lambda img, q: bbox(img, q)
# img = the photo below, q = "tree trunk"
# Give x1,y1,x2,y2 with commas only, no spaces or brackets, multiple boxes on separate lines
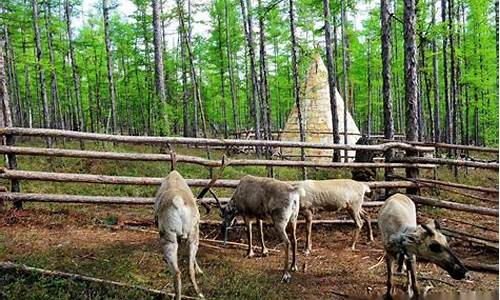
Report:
224,0,239,133
403,0,419,192
381,0,394,184
340,0,348,161
32,0,52,147
448,0,457,146
442,0,451,145
44,1,63,130
258,0,272,146
240,0,262,156
432,0,441,143
152,0,168,133
289,0,306,179
0,40,13,128
216,4,228,138
323,0,341,162
102,0,117,134
367,41,372,137
21,30,33,128
64,0,85,134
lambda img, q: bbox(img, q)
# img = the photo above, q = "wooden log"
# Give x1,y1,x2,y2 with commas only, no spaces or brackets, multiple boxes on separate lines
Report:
0,169,419,190
0,192,385,207
0,146,437,169
441,226,498,243
380,139,499,153
407,195,499,217
392,156,499,170
462,260,499,273
0,261,200,299
435,185,498,203
0,127,435,152
411,177,498,194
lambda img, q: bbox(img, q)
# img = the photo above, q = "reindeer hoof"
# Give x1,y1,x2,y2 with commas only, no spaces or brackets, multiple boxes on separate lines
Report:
261,249,269,256
303,249,311,256
281,272,292,283
291,264,298,272
245,252,255,259
198,293,205,299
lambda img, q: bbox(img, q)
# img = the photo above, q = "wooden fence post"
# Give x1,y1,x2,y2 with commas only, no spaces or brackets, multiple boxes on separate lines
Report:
5,134,20,208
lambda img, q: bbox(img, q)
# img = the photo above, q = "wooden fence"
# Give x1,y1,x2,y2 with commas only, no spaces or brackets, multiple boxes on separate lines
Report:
0,127,498,249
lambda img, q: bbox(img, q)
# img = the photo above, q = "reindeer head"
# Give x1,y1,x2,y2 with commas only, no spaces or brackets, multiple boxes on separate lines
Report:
402,220,468,280
220,201,237,245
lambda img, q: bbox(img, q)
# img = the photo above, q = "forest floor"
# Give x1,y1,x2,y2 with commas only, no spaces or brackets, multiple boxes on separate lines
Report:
0,140,498,299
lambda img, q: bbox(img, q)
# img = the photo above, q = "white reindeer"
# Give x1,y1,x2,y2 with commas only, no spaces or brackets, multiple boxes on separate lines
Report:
154,170,204,300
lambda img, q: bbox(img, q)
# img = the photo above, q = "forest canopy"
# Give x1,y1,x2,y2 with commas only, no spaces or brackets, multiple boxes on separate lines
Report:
0,0,498,146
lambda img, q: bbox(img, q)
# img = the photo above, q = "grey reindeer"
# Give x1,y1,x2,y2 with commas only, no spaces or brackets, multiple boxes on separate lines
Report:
218,175,302,283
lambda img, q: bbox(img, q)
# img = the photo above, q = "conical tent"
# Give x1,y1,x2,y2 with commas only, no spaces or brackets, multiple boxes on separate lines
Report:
280,53,361,162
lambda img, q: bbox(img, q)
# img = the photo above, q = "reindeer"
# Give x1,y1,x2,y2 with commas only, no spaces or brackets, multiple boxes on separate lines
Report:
378,193,468,299
217,175,301,283
154,170,204,299
296,179,374,253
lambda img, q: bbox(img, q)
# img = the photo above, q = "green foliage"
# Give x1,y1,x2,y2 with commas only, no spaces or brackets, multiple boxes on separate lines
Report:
0,0,497,144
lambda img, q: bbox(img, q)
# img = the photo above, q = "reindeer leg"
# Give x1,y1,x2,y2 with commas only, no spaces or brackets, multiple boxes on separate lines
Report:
406,254,419,299
258,219,269,256
385,254,395,300
303,210,313,255
274,221,291,283
361,209,374,243
245,219,255,258
162,238,181,300
347,206,362,250
188,235,204,298
290,219,298,272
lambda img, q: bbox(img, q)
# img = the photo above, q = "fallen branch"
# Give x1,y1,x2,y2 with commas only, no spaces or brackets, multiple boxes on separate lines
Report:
0,261,200,299
418,276,455,287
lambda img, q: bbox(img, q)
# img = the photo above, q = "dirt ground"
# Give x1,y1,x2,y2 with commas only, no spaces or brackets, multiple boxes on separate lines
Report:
1,201,498,299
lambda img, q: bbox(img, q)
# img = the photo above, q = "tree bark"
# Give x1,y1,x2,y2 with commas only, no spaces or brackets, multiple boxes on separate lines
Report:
44,2,63,130
32,0,52,147
323,0,341,162
65,0,85,133
258,0,272,146
340,0,348,161
240,0,262,156
432,0,440,143
381,0,394,183
216,4,228,138
102,0,118,134
403,0,419,193
448,0,457,146
0,41,13,128
442,0,451,145
224,0,239,133
152,0,168,133
289,0,306,178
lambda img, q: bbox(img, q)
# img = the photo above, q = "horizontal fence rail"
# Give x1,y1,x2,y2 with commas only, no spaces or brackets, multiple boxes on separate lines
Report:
0,192,385,207
392,157,499,170
0,127,435,152
0,169,417,189
0,146,436,169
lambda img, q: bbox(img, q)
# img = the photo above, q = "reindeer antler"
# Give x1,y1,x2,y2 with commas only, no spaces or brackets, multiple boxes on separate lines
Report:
197,155,228,214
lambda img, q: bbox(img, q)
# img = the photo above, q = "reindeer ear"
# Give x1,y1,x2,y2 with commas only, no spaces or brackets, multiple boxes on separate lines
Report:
422,223,435,237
